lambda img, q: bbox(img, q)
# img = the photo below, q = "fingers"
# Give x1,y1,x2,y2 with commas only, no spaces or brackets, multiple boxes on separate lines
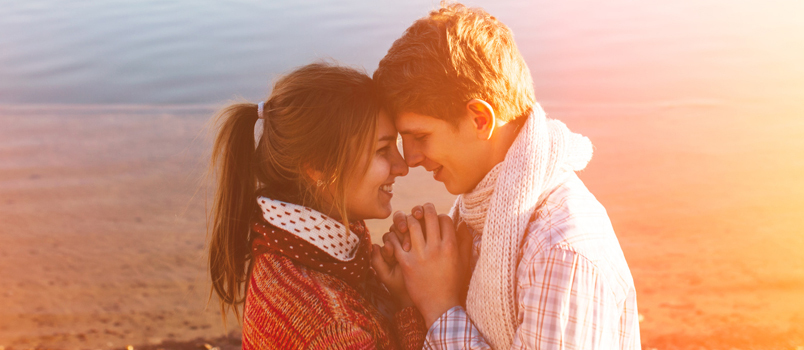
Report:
389,224,411,253
438,214,456,245
409,205,425,248
381,232,397,265
406,214,426,253
392,206,424,251
422,203,441,244
393,210,408,233
393,210,413,251
384,228,410,265
411,205,423,220
370,245,392,282
402,236,411,252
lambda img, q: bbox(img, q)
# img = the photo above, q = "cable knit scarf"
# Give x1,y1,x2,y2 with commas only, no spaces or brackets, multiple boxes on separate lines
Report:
450,104,593,349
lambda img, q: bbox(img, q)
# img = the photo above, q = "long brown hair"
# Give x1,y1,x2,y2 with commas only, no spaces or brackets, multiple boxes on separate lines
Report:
207,62,382,321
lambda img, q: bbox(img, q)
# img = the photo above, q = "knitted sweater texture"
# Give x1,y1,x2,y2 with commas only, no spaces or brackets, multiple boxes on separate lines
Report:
243,198,426,350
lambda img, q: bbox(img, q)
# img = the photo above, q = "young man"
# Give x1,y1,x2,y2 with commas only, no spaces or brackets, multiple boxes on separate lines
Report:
371,3,641,349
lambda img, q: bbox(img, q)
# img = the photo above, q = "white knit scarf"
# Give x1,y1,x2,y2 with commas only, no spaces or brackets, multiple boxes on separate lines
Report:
450,104,593,349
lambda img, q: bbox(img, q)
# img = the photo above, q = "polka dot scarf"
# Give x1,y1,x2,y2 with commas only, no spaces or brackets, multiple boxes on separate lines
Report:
251,197,371,287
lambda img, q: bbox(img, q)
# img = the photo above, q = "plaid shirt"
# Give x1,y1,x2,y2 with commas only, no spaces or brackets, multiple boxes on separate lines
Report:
425,172,641,350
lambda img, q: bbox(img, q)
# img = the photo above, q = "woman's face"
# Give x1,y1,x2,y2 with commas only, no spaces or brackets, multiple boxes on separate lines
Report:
344,111,409,221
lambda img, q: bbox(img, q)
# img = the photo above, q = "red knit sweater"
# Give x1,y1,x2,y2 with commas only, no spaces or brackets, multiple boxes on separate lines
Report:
242,199,426,349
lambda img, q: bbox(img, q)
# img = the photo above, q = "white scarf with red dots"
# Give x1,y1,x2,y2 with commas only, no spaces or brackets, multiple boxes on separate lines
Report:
257,197,361,261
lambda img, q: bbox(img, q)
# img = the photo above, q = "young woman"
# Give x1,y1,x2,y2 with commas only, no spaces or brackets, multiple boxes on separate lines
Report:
207,63,426,349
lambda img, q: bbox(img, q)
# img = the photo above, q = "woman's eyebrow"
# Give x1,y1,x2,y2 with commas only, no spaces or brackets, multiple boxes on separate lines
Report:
378,135,396,142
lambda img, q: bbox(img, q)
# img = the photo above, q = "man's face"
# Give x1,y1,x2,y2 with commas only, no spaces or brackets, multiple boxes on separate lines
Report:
395,111,493,195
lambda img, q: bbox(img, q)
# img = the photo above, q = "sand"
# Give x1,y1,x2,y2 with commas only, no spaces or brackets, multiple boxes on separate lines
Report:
1,103,803,349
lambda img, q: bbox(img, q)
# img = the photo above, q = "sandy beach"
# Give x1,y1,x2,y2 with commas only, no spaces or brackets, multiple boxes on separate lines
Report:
1,102,803,349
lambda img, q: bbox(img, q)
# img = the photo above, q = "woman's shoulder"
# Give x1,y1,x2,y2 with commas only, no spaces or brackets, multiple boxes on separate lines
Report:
243,253,387,347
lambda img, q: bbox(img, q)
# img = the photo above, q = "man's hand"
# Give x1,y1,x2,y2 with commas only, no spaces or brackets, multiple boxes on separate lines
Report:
386,203,466,327
379,206,422,265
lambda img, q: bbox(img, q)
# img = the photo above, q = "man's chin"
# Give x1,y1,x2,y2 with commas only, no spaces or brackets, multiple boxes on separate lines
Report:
443,180,467,195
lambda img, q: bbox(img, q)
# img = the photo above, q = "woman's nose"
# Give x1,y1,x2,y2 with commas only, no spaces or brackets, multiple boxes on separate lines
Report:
391,147,409,176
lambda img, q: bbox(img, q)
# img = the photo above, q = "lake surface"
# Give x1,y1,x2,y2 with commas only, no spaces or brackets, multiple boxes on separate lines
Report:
1,0,802,114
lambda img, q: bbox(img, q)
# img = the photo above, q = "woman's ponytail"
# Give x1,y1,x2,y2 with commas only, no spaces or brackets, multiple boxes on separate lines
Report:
208,102,259,320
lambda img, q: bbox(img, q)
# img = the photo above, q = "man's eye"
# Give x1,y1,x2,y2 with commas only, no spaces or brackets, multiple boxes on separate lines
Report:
414,134,428,141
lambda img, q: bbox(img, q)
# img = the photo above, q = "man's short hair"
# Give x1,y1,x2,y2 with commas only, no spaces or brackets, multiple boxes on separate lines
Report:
374,2,535,124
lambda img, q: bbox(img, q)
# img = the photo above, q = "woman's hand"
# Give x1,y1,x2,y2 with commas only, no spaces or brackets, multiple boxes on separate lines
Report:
371,242,414,309
386,203,468,327
379,206,422,264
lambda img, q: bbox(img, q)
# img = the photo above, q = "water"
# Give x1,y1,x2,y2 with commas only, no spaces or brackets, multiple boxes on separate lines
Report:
0,0,433,104
2,1,804,347
2,0,802,111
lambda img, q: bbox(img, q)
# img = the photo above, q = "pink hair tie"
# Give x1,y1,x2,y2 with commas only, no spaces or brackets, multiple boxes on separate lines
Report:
257,101,265,119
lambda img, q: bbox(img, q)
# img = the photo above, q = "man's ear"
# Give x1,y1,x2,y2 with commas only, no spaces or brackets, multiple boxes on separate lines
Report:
466,99,496,140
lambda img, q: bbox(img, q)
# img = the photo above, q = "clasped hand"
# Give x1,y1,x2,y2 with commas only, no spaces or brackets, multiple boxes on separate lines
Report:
370,203,472,327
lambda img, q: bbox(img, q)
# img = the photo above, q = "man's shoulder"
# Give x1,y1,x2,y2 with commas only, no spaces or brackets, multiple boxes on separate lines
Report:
518,172,636,294
523,172,614,252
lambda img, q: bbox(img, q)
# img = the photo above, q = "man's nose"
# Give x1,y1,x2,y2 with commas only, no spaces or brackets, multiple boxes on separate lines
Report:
402,142,424,167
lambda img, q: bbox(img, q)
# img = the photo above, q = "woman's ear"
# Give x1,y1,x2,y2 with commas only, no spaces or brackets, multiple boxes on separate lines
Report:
466,99,496,140
304,165,324,185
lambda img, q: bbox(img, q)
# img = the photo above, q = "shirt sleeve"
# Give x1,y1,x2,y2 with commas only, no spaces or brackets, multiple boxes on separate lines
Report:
424,306,492,350
424,247,617,350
